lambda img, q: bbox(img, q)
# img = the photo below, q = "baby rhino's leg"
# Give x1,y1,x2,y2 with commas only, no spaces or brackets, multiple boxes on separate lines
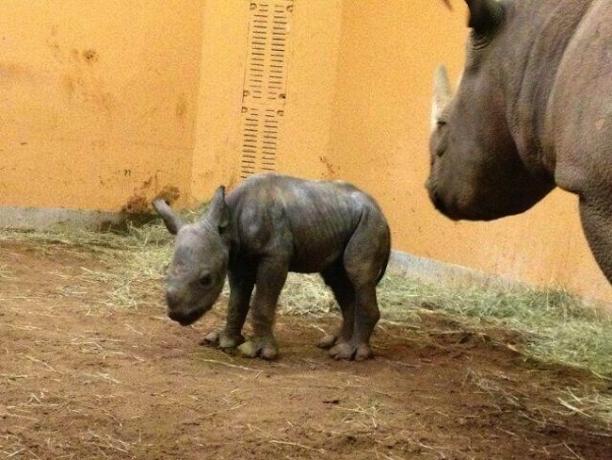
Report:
318,264,355,349
202,265,255,350
328,283,379,361
329,211,389,361
238,256,288,360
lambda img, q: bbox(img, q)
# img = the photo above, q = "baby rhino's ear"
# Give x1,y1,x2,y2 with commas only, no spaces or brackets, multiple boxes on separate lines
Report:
152,199,184,235
202,186,229,233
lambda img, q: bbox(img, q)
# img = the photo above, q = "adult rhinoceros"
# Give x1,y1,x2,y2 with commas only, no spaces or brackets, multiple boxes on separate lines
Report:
427,0,611,283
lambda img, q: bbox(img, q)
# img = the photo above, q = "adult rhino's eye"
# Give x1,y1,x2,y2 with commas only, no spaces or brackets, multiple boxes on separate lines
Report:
470,30,491,50
199,274,213,287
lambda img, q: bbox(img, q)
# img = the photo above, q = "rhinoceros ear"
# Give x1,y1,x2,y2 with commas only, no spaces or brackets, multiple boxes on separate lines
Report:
152,199,184,235
202,186,229,233
465,0,503,33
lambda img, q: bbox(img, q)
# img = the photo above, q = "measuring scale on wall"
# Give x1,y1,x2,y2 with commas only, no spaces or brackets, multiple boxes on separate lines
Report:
239,0,294,179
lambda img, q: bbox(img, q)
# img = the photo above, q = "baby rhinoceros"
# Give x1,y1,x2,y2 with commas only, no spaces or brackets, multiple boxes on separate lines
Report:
153,173,391,361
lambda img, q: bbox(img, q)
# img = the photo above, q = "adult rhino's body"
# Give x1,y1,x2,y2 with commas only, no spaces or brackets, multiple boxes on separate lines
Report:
428,0,611,282
153,173,391,361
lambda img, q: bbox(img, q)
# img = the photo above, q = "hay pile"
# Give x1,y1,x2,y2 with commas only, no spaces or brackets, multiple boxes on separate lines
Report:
3,220,611,375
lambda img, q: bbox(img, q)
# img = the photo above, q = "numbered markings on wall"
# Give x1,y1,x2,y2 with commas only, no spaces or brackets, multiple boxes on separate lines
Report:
239,0,293,179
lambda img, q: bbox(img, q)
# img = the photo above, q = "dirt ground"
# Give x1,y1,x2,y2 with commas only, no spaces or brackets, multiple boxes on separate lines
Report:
1,240,611,460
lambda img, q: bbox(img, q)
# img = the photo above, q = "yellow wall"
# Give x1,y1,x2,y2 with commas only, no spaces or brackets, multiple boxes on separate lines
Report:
190,0,249,201
0,0,202,210
0,0,609,301
191,0,344,200
276,0,343,179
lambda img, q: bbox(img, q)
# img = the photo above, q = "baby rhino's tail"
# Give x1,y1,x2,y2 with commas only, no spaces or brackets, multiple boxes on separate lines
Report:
376,225,391,285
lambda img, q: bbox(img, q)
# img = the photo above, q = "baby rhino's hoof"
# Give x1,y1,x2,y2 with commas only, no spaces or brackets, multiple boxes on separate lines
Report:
200,330,220,346
200,331,244,350
316,334,338,349
238,337,278,360
329,342,373,361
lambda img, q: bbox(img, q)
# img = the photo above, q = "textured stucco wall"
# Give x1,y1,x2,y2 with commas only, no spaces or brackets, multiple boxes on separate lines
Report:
0,0,202,211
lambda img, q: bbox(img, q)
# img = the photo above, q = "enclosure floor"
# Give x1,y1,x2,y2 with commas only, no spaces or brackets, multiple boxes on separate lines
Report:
1,241,611,460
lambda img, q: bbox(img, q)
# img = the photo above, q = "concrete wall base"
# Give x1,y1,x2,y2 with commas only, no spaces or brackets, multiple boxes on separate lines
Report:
388,250,516,289
0,206,130,231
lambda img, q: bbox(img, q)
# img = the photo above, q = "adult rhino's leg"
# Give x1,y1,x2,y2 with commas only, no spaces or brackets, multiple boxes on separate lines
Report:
202,264,256,349
318,264,356,349
238,256,288,360
579,193,612,283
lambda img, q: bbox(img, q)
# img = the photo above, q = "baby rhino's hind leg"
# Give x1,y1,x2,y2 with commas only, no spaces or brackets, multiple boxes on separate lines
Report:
327,283,379,361
329,210,389,361
317,264,355,349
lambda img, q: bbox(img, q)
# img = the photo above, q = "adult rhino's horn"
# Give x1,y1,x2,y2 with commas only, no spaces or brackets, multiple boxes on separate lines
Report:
431,64,453,132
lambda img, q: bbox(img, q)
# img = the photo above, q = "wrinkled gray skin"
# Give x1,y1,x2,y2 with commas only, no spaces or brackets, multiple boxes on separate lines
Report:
428,0,611,283
153,173,391,361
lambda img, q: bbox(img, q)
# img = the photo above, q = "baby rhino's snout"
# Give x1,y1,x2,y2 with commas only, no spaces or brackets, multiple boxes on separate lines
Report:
166,287,190,324
166,287,182,310
167,310,182,322
165,287,203,326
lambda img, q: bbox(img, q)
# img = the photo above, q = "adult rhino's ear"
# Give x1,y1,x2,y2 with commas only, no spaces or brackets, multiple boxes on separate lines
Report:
202,186,229,233
152,199,184,235
465,0,503,33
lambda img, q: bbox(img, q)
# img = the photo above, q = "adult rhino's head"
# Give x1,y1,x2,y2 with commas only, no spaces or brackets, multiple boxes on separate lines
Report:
153,187,229,326
426,0,552,221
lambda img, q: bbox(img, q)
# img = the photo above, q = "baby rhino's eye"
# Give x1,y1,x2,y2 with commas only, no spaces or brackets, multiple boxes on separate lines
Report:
199,274,213,287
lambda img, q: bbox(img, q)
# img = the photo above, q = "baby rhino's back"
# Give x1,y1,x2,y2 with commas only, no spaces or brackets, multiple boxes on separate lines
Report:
228,173,386,272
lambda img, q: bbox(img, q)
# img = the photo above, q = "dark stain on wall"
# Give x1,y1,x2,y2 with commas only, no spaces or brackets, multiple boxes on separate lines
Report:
122,175,181,216
82,49,99,64
319,155,338,177
154,185,181,205
175,94,187,120
122,194,149,214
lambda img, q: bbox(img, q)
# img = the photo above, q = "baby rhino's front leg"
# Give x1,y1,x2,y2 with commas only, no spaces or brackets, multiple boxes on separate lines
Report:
201,268,255,351
237,257,288,360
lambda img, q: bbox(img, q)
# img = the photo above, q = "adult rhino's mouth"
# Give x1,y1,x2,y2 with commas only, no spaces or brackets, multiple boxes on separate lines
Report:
429,187,503,222
432,194,462,221
429,188,446,214
426,179,460,221
427,183,482,222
